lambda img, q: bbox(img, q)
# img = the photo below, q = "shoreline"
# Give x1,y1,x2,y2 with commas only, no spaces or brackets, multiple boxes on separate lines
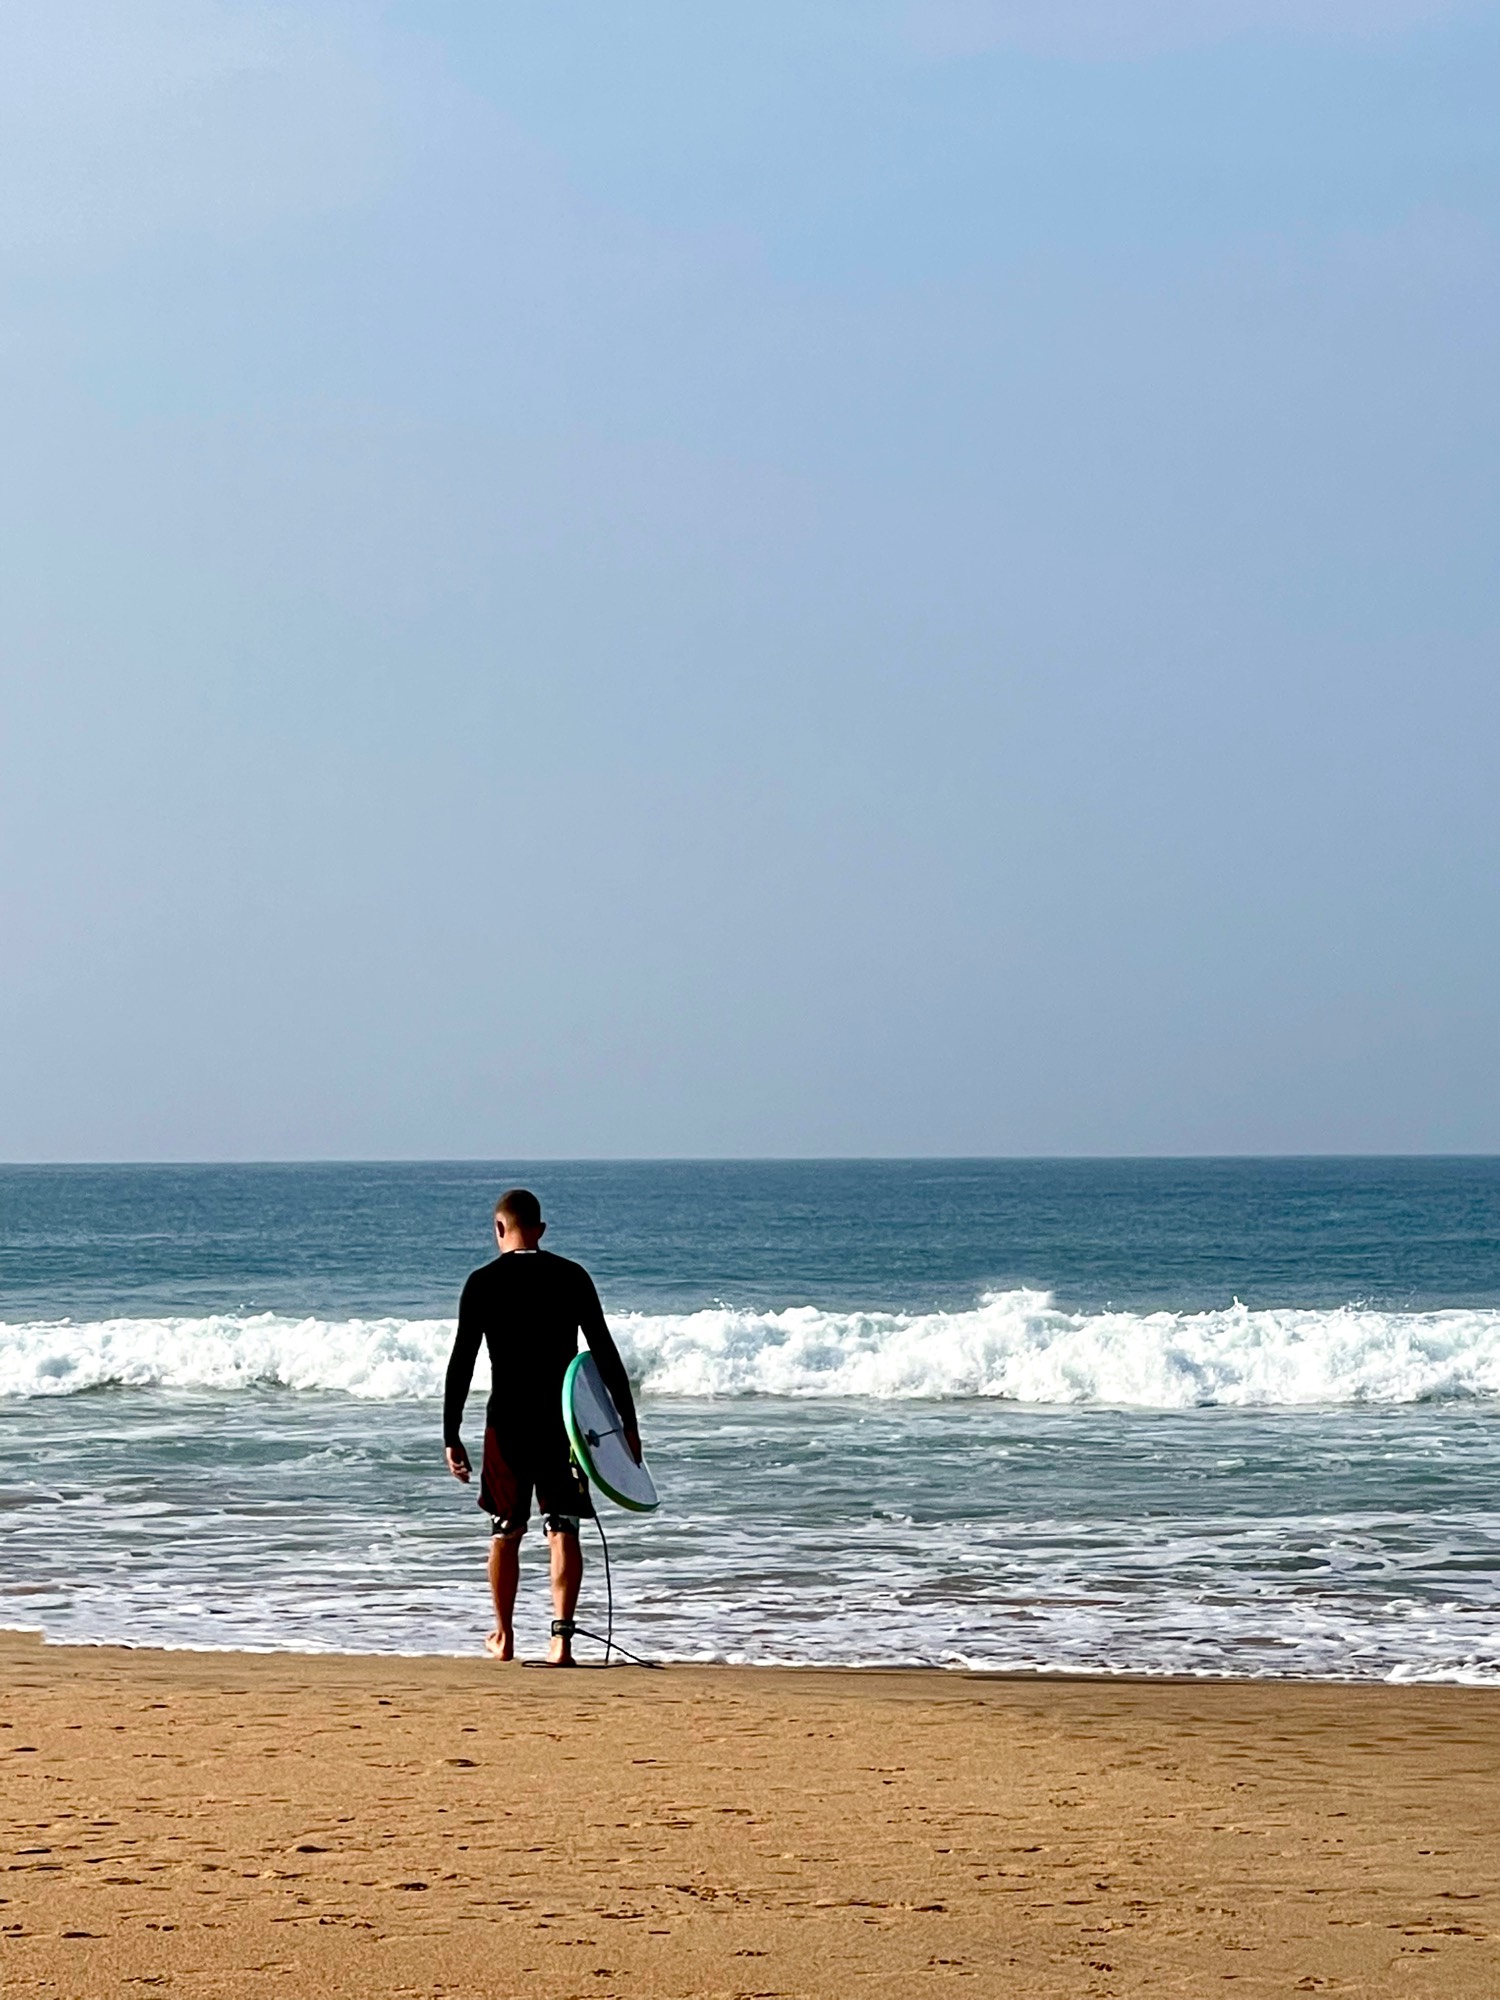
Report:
4,1623,1498,1690
4,1631,1498,1996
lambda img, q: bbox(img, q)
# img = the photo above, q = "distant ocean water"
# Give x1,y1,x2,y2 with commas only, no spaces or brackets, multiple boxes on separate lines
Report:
2,1159,1499,1680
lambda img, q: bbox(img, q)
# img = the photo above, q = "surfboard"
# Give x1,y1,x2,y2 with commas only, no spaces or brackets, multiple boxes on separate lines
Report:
563,1351,659,1513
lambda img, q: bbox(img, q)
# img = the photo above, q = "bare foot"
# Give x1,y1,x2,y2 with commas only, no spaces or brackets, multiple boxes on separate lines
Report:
544,1637,577,1667
484,1630,515,1661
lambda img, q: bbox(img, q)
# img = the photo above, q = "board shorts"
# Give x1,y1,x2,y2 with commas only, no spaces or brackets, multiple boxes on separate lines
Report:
479,1425,595,1538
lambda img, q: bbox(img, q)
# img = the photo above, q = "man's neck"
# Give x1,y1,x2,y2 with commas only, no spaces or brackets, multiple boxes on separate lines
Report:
495,1219,546,1254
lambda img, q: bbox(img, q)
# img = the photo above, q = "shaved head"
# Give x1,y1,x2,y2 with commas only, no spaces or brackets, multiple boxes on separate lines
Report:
494,1188,542,1230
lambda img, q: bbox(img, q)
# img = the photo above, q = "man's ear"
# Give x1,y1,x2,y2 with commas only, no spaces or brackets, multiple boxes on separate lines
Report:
536,1221,547,1240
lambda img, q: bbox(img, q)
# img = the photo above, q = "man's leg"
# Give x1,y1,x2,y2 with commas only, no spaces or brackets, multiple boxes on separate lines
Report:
477,1432,528,1660
486,1529,523,1661
546,1524,583,1665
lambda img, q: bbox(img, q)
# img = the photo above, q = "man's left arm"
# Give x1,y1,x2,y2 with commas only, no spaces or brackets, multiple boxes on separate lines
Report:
578,1272,641,1462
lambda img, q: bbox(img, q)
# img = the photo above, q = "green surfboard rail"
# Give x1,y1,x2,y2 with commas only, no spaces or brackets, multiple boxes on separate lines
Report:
563,1351,656,1512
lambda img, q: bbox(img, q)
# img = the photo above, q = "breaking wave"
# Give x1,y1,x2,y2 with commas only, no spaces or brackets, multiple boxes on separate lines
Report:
3,1291,1500,1407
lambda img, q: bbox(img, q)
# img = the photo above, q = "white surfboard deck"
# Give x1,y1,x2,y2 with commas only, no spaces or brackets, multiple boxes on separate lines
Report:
563,1351,659,1513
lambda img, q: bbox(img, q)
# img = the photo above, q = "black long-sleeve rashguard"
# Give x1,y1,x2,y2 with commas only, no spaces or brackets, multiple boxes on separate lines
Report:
443,1250,637,1479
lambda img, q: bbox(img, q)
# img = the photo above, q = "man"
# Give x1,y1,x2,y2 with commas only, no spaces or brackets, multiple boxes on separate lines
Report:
444,1188,640,1666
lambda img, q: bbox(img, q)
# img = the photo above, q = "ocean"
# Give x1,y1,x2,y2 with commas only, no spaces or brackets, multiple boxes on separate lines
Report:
2,1157,1499,1681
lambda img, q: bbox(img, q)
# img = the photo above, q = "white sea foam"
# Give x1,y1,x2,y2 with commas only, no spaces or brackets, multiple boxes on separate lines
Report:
0,1313,463,1402
3,1291,1500,1406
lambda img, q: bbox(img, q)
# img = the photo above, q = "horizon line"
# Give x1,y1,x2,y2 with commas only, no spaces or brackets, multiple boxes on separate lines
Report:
4,1152,1499,1169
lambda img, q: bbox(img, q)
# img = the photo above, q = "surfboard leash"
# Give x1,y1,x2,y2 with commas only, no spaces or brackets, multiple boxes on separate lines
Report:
595,1504,613,1663
578,1511,663,1669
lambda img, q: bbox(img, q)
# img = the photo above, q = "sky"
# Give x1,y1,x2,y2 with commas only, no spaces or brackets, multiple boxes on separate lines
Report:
1,0,1497,1160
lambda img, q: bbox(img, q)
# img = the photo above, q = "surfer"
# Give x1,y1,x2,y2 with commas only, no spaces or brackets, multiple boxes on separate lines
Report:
443,1188,641,1666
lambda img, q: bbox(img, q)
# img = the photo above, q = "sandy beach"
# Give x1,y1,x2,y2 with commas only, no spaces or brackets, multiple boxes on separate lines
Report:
0,1634,1496,1997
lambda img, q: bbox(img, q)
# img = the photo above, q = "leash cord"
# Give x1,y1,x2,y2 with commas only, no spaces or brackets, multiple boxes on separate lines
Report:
580,1511,663,1669
595,1507,613,1664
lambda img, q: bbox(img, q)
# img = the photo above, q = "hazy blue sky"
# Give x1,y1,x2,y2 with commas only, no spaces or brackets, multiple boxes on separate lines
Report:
2,0,1497,1159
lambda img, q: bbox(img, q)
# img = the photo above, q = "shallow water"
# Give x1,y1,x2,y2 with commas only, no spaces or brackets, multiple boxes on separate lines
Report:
2,1160,1498,1679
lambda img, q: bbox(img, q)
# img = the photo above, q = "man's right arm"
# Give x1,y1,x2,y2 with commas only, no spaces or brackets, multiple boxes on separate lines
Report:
577,1269,641,1462
443,1275,484,1480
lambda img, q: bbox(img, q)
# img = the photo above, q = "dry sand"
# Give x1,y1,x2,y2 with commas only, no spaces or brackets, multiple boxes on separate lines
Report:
1,1631,1497,1998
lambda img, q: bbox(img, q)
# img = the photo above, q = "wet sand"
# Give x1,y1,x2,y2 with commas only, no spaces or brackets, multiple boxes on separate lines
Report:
1,1631,1497,1997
